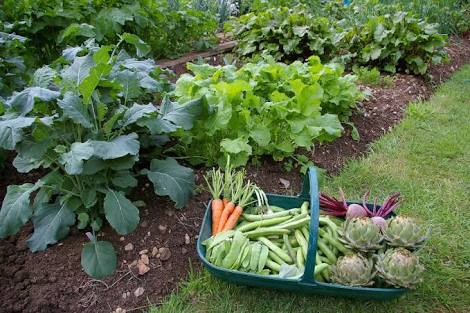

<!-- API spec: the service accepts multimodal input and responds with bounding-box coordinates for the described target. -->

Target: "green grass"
[149,66,470,313]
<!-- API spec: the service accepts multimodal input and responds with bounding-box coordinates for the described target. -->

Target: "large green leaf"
[13,154,44,173]
[297,83,323,116]
[79,62,112,105]
[81,240,117,279]
[121,33,151,57]
[57,23,96,44]
[114,70,141,102]
[121,103,156,127]
[0,183,41,238]
[90,133,140,160]
[140,98,202,134]
[59,141,94,174]
[111,171,138,188]
[0,116,36,150]
[103,189,139,235]
[32,66,56,88]
[27,200,76,252]
[57,92,93,128]
[7,87,60,115]
[146,158,194,208]
[60,54,95,86]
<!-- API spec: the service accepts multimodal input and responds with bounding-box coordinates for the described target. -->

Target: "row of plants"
[226,3,449,75]
[171,56,363,167]
[0,0,218,85]
[0,39,201,278]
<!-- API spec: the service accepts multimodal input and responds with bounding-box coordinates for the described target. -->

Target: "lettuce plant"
[172,56,363,167]
[0,39,201,278]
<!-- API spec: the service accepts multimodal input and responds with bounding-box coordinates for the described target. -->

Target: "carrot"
[203,168,224,236]
[222,205,243,231]
[222,182,256,232]
[223,198,229,207]
[217,201,236,233]
[211,199,224,236]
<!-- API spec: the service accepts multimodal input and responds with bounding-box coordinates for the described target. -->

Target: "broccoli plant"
[0,38,201,278]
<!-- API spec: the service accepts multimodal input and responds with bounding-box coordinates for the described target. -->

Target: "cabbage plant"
[0,38,201,278]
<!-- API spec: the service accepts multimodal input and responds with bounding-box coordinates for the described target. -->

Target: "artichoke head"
[375,248,424,288]
[383,216,429,250]
[330,254,376,286]
[339,217,384,252]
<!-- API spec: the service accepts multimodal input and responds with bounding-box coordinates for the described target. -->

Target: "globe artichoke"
[383,216,429,250]
[375,248,424,288]
[330,254,376,286]
[339,217,384,252]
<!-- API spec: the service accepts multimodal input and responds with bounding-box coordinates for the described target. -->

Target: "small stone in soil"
[124,243,134,251]
[158,247,171,261]
[185,234,190,245]
[182,247,188,255]
[137,260,150,275]
[139,249,149,255]
[165,209,175,217]
[134,287,145,297]
[120,237,125,241]
[141,221,148,228]
[158,225,167,234]
[115,308,126,313]
[152,247,159,257]
[140,254,149,265]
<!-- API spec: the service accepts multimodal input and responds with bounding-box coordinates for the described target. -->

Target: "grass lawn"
[149,65,470,313]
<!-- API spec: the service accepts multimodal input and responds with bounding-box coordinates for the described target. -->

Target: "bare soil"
[0,35,469,313]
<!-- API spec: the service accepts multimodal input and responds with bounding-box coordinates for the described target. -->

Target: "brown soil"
[0,35,469,313]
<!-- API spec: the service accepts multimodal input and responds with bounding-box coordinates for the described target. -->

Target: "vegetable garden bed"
[0,34,468,313]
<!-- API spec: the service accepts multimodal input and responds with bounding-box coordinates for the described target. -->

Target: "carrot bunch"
[204,161,257,236]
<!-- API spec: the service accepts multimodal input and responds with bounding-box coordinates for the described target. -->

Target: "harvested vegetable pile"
[202,172,430,289]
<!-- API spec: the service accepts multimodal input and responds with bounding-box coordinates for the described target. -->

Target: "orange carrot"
[217,201,235,233]
[223,198,229,207]
[211,199,224,236]
[222,205,243,231]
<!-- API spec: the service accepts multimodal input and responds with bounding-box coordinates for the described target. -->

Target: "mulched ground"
[0,34,469,313]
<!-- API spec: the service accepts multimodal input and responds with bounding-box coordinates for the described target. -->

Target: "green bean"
[222,231,247,268]
[268,205,286,212]
[319,216,339,232]
[266,259,281,272]
[314,263,329,276]
[245,228,290,239]
[300,201,309,215]
[278,212,308,226]
[320,256,330,264]
[243,208,301,222]
[283,234,296,262]
[294,229,308,257]
[206,230,235,250]
[279,217,310,230]
[258,245,269,272]
[315,252,321,265]
[234,220,249,230]
[250,242,262,272]
[268,250,286,265]
[258,237,293,263]
[301,226,310,242]
[296,247,304,268]
[317,240,337,264]
[238,215,292,232]
[314,273,325,282]
[320,229,348,254]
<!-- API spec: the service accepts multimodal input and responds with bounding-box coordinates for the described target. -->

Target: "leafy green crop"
[2,0,218,63]
[227,4,448,75]
[0,28,30,98]
[343,11,448,75]
[172,56,363,167]
[226,5,339,63]
[0,38,201,278]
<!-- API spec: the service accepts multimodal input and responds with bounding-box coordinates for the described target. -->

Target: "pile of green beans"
[203,202,312,275]
[203,203,348,278]
[314,215,349,282]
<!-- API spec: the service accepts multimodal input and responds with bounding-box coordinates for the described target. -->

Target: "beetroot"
[346,204,368,219]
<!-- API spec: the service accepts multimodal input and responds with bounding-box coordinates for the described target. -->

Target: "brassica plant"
[0,38,201,278]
